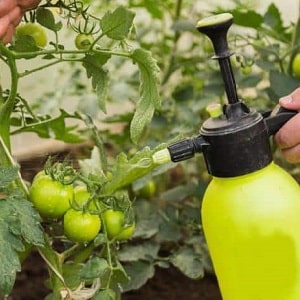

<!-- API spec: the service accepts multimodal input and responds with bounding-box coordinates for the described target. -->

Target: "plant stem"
[161,0,183,85]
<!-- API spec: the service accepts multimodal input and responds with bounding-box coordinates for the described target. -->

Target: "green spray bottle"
[153,13,300,300]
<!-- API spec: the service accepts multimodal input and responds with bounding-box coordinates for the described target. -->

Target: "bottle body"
[202,162,300,300]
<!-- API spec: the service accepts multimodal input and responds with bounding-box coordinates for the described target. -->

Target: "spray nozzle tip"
[152,149,171,165]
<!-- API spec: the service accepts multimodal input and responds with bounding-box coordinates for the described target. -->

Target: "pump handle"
[263,106,298,136]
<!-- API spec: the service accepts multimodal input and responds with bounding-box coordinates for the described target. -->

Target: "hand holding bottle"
[274,88,300,163]
[0,0,41,44]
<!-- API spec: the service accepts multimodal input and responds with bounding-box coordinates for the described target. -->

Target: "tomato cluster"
[29,172,135,243]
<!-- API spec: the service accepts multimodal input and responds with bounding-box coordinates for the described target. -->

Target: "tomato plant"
[292,53,300,78]
[0,0,299,299]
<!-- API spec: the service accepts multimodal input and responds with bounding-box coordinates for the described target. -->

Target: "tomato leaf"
[130,48,161,144]
[121,261,155,292]
[93,289,117,300]
[118,241,160,262]
[80,257,109,280]
[170,246,204,279]
[82,53,111,113]
[100,6,135,40]
[36,7,63,32]
[0,167,44,295]
[11,109,84,143]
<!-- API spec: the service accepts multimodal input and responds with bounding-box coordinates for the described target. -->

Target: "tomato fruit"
[74,33,94,50]
[29,173,73,218]
[15,22,47,48]
[102,209,135,240]
[292,53,300,79]
[63,209,101,243]
[117,222,136,241]
[136,180,156,199]
[72,185,96,210]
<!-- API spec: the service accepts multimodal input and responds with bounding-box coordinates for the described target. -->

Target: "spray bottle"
[153,13,300,300]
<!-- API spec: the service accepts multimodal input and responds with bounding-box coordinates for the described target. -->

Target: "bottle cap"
[206,103,222,118]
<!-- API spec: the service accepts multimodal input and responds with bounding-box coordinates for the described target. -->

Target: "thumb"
[279,88,300,110]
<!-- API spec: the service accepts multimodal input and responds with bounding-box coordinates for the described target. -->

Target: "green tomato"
[117,222,136,241]
[241,65,252,75]
[63,209,101,243]
[29,173,73,218]
[102,209,135,240]
[15,22,47,48]
[72,185,96,210]
[292,53,300,79]
[136,180,156,199]
[74,33,94,50]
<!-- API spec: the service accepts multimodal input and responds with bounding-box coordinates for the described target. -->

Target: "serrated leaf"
[170,247,204,279]
[36,7,62,32]
[130,48,161,144]
[0,193,43,294]
[6,192,44,246]
[229,9,263,28]
[100,6,135,40]
[0,166,18,189]
[118,241,160,262]
[82,54,111,113]
[80,257,109,280]
[12,109,84,143]
[101,144,167,195]
[121,261,155,292]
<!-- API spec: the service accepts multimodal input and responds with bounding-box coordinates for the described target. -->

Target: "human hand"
[0,0,41,44]
[274,88,300,163]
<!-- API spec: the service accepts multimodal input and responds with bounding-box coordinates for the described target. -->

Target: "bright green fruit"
[72,185,96,210]
[30,173,73,218]
[63,208,101,243]
[15,22,47,48]
[136,180,156,199]
[292,53,300,79]
[74,33,94,50]
[102,209,135,240]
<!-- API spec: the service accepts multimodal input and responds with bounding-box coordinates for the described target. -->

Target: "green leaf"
[121,261,155,292]
[130,48,161,144]
[6,191,44,246]
[269,71,300,98]
[264,3,283,32]
[36,7,62,32]
[80,257,109,280]
[13,35,39,55]
[82,54,111,113]
[12,109,84,143]
[229,9,263,28]
[0,166,18,189]
[101,144,167,194]
[100,6,135,40]
[170,246,204,279]
[118,241,160,262]
[0,191,43,294]
[93,289,118,300]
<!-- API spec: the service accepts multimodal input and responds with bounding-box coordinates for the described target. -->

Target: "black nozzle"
[167,136,208,162]
[197,13,239,105]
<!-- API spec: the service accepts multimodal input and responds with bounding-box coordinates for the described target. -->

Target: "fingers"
[274,88,300,163]
[279,87,300,110]
[274,113,300,149]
